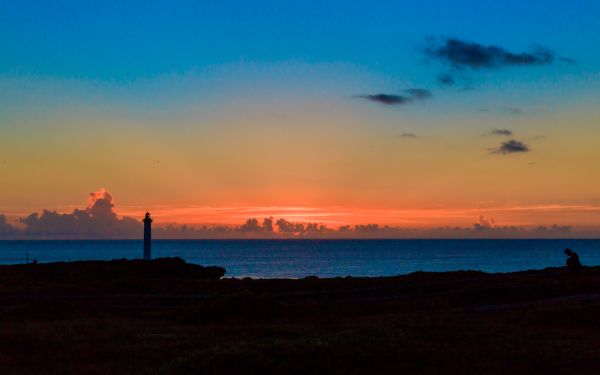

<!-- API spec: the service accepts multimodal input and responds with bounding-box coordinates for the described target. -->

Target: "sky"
[1,1,600,236]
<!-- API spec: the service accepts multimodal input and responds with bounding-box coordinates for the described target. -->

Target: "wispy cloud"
[490,128,513,136]
[501,107,524,115]
[402,88,432,100]
[400,133,418,138]
[436,73,455,86]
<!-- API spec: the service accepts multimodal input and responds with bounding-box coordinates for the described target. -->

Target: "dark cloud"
[238,217,275,233]
[425,38,559,70]
[490,140,530,154]
[357,94,411,105]
[238,218,262,232]
[424,38,571,89]
[0,215,17,236]
[18,189,141,239]
[490,128,513,136]
[355,89,432,106]
[262,217,274,232]
[276,218,307,234]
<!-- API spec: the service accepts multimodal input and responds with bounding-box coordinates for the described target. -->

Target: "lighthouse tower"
[143,212,153,260]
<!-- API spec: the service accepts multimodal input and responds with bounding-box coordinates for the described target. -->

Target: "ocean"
[0,239,598,278]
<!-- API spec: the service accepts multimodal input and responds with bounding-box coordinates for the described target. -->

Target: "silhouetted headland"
[3,258,600,373]
[0,257,225,287]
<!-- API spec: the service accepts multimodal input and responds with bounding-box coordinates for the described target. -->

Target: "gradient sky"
[1,1,600,229]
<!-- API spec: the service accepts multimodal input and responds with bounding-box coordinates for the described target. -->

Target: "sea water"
[0,239,599,278]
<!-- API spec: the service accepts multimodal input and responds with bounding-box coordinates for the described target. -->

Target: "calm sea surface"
[0,239,599,278]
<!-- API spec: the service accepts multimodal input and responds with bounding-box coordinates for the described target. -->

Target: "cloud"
[437,71,474,89]
[0,215,17,236]
[436,73,455,86]
[528,135,546,141]
[401,133,417,138]
[276,218,307,234]
[238,218,262,232]
[355,89,432,106]
[425,38,559,70]
[490,128,513,136]
[402,88,432,100]
[357,94,410,105]
[0,201,596,239]
[88,188,111,208]
[238,217,274,233]
[262,217,274,232]
[424,38,571,89]
[490,140,530,154]
[560,56,576,64]
[501,107,523,115]
[475,215,496,229]
[18,188,141,239]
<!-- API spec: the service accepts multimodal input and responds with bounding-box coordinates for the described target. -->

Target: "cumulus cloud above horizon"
[16,189,141,239]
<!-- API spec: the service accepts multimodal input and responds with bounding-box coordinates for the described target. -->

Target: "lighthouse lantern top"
[143,212,153,223]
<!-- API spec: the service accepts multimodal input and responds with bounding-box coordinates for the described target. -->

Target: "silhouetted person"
[564,248,582,277]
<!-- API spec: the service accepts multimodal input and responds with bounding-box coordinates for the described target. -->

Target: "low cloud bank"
[153,220,581,239]
[0,190,595,239]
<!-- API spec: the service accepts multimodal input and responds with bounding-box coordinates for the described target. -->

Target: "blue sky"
[2,1,598,80]
[1,0,598,121]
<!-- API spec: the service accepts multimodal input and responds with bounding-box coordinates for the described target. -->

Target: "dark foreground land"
[2,258,600,374]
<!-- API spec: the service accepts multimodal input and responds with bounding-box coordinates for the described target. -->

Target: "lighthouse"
[143,212,152,260]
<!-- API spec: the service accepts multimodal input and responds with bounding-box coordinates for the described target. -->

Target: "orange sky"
[1,74,599,232]
[108,203,600,229]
